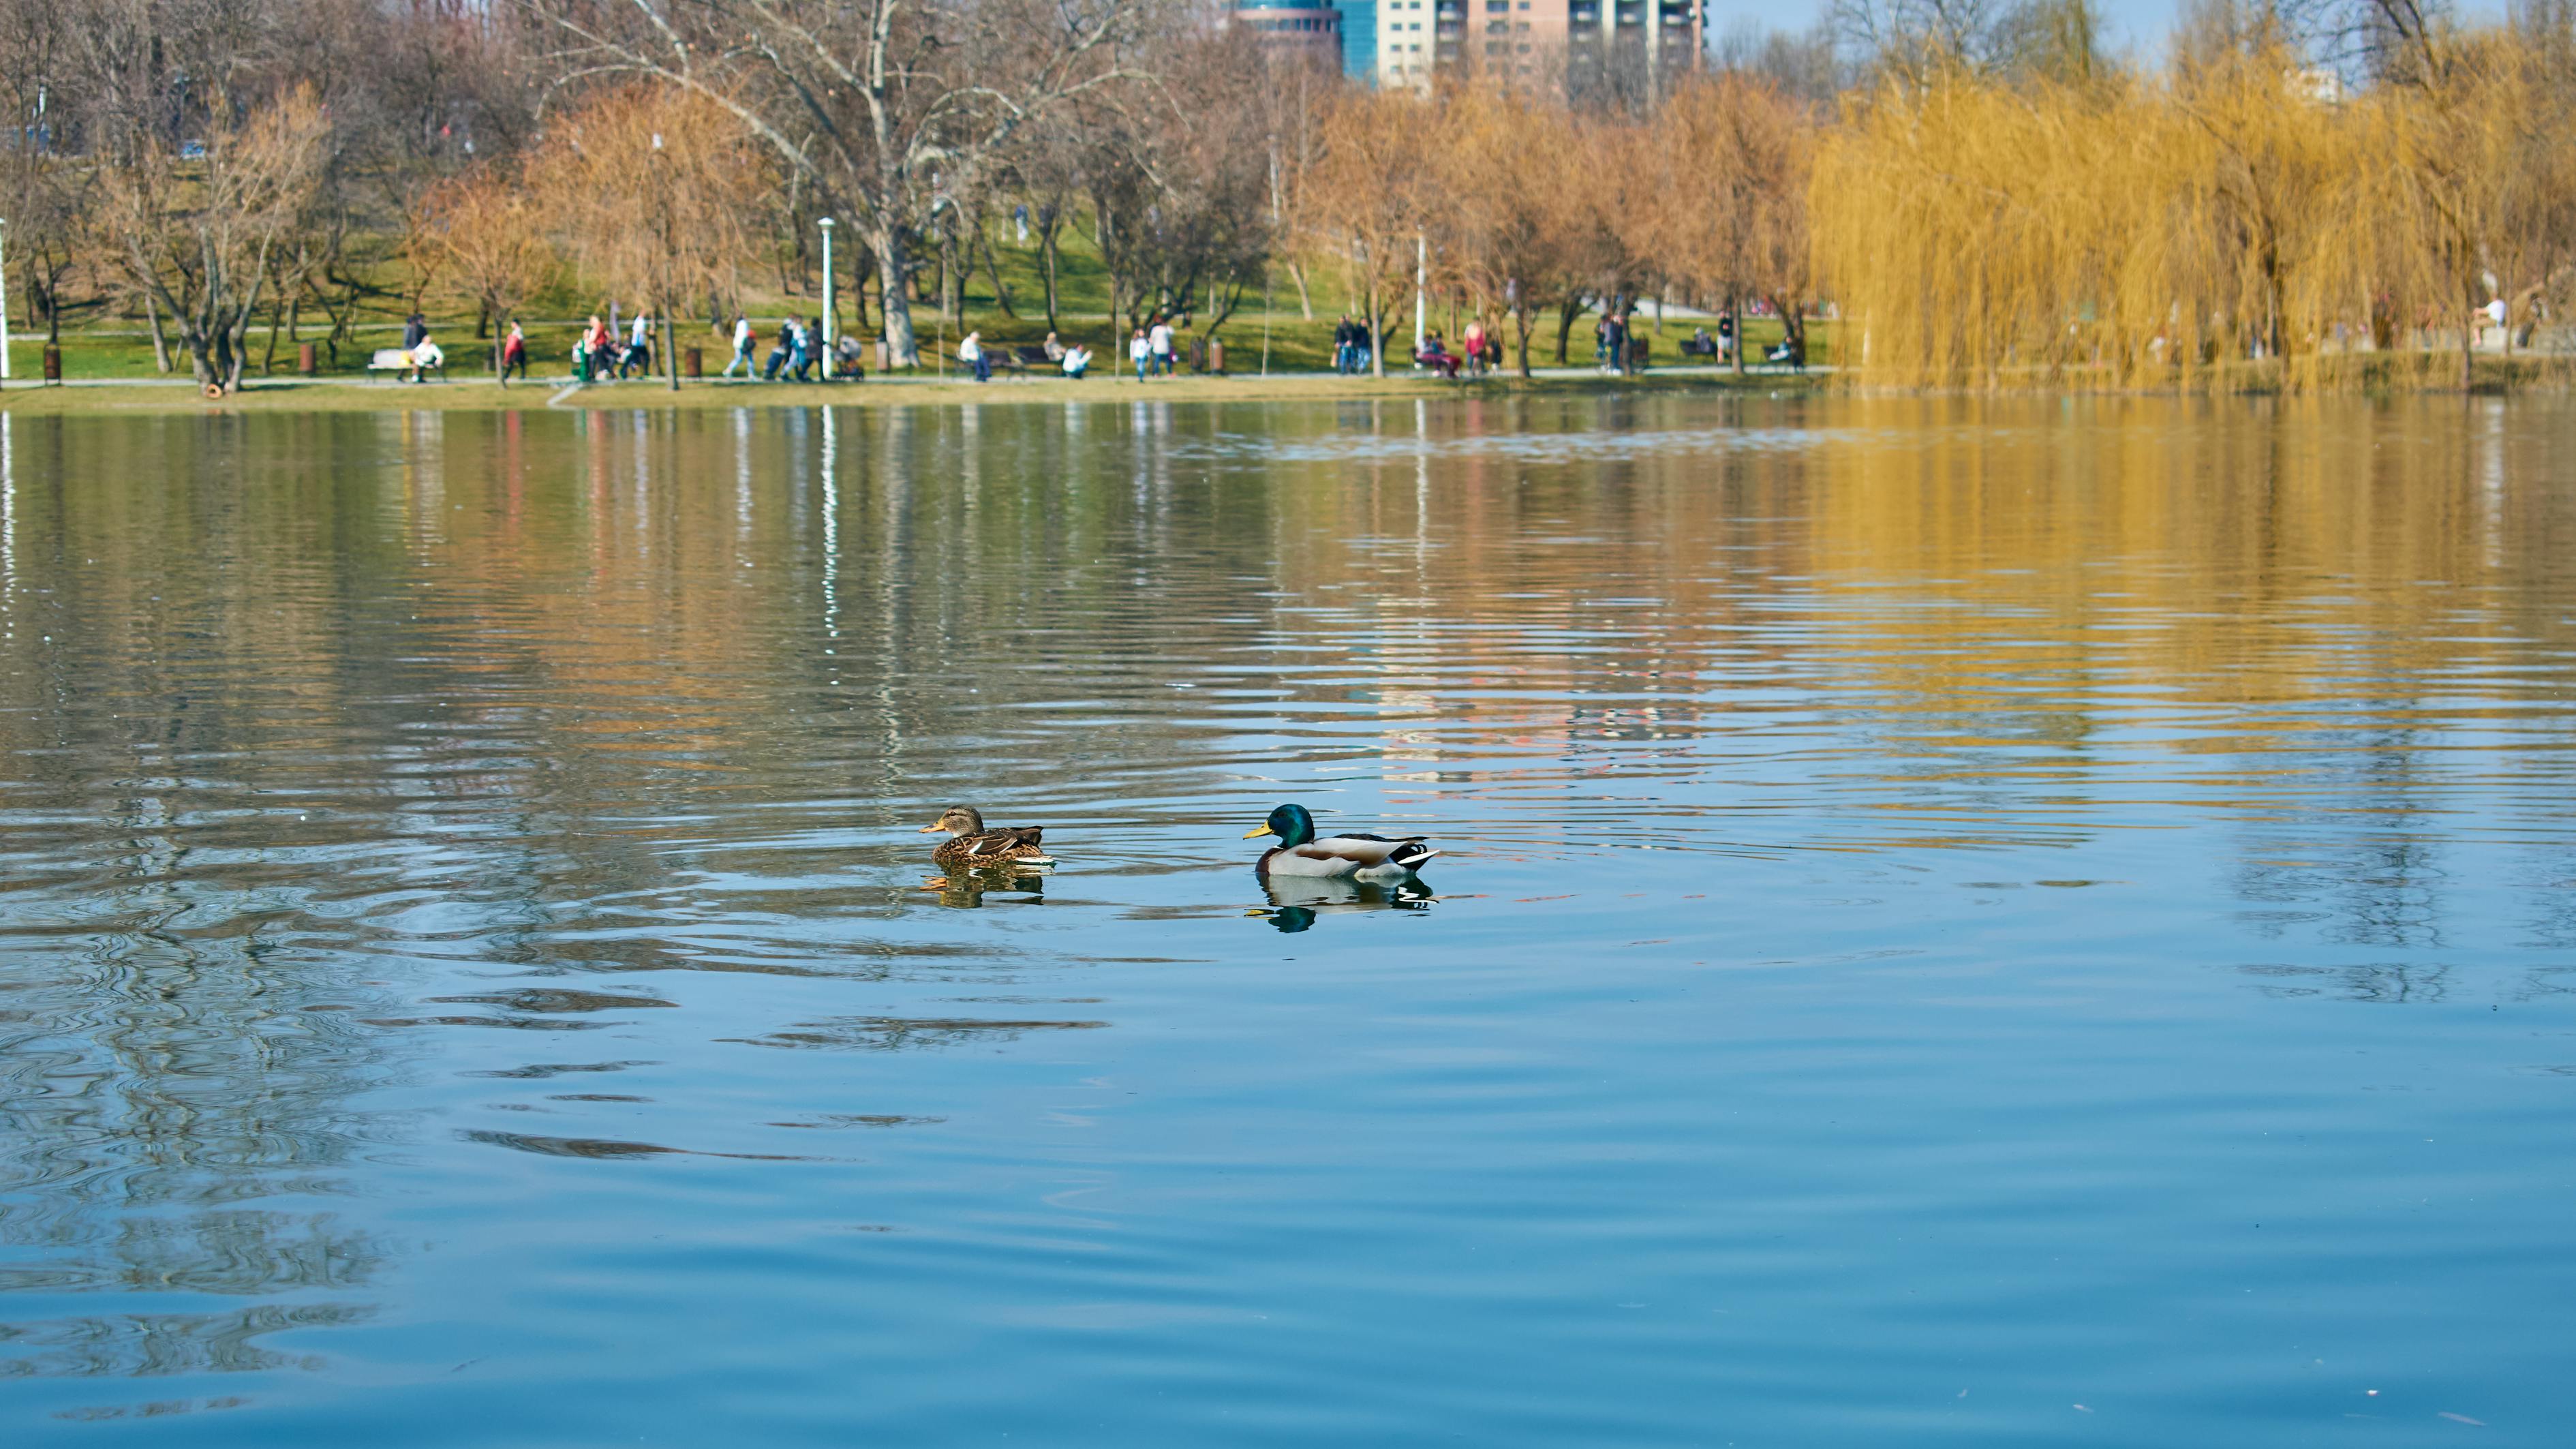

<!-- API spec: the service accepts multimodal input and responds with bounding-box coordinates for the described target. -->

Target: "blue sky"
[1702,0,2181,55]
[1700,0,2511,58]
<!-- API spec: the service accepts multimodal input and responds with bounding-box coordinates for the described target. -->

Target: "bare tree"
[99,84,331,391]
[412,165,558,379]
[524,0,1161,367]
[528,83,769,386]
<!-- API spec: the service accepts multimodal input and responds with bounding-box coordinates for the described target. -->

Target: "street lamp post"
[818,217,835,380]
[652,133,677,392]
[1413,231,1427,361]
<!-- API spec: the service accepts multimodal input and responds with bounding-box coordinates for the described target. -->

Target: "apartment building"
[1236,0,1698,92]
[1235,0,1348,72]
[1380,0,1701,93]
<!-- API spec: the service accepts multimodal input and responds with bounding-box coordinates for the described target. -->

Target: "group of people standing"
[570,310,658,382]
[1331,316,1375,373]
[1126,316,1182,380]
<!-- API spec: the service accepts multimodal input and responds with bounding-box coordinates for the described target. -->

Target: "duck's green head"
[1242,803,1315,848]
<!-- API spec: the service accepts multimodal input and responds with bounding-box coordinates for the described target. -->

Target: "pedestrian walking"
[1129,326,1152,382]
[619,309,653,378]
[1148,316,1176,376]
[500,322,527,383]
[1332,314,1354,373]
[1351,318,1372,373]
[724,315,754,378]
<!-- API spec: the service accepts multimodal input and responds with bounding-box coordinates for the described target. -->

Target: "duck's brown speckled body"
[920,806,1055,871]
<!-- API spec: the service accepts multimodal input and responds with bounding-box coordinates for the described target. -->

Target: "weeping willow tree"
[1812,12,2576,390]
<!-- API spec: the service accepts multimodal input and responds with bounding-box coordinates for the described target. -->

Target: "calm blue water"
[1,394,2571,1444]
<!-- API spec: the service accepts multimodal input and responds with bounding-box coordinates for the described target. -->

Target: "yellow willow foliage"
[1808,37,2576,391]
[525,85,772,317]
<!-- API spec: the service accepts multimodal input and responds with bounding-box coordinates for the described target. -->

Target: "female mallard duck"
[1242,804,1437,879]
[919,806,1055,871]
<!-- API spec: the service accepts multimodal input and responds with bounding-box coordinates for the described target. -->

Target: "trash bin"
[298,342,317,376]
[684,347,703,379]
[42,346,62,384]
[1206,339,1224,376]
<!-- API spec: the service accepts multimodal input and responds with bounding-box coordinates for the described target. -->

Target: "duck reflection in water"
[921,864,1048,908]
[1255,875,1436,933]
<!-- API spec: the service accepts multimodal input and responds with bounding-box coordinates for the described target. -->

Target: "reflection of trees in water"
[1,392,2573,1392]
[2233,960,2455,1003]
[0,919,395,1381]
[721,1015,1109,1052]
[0,1301,375,1381]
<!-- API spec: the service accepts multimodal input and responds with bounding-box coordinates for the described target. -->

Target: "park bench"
[369,347,446,382]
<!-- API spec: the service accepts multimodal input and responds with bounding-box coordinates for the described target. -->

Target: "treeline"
[3,0,2571,391]
[1818,0,2576,386]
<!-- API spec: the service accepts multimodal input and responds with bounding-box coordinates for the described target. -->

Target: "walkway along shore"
[0,366,1828,416]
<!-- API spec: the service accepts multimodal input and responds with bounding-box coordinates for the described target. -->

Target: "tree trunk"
[943,226,965,320]
[1287,260,1315,321]
[1514,297,1536,379]
[2461,283,2476,391]
[1729,290,1745,376]
[979,230,1017,319]
[1369,284,1385,378]
[1041,228,1061,332]
[146,292,174,372]
[663,315,678,392]
[1554,294,1584,365]
[878,231,920,367]
[262,285,286,371]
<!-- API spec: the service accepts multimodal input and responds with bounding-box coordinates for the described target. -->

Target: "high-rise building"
[1375,0,1700,94]
[1338,0,1379,80]
[1236,0,1347,73]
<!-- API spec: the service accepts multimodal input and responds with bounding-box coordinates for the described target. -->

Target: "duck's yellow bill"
[1242,824,1276,839]
[918,821,947,832]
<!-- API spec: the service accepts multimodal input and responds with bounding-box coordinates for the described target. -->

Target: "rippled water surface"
[3,393,2573,1444]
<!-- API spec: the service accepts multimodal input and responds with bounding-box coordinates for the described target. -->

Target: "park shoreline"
[7,354,2566,418]
[0,368,1820,418]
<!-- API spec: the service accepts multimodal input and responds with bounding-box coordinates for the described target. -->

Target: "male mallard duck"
[1242,804,1437,879]
[919,806,1055,871]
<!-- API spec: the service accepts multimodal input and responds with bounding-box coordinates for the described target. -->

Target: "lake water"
[1,393,2571,1445]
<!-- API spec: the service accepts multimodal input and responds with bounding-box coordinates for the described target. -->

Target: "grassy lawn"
[3,219,1833,384]
[0,367,1824,417]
